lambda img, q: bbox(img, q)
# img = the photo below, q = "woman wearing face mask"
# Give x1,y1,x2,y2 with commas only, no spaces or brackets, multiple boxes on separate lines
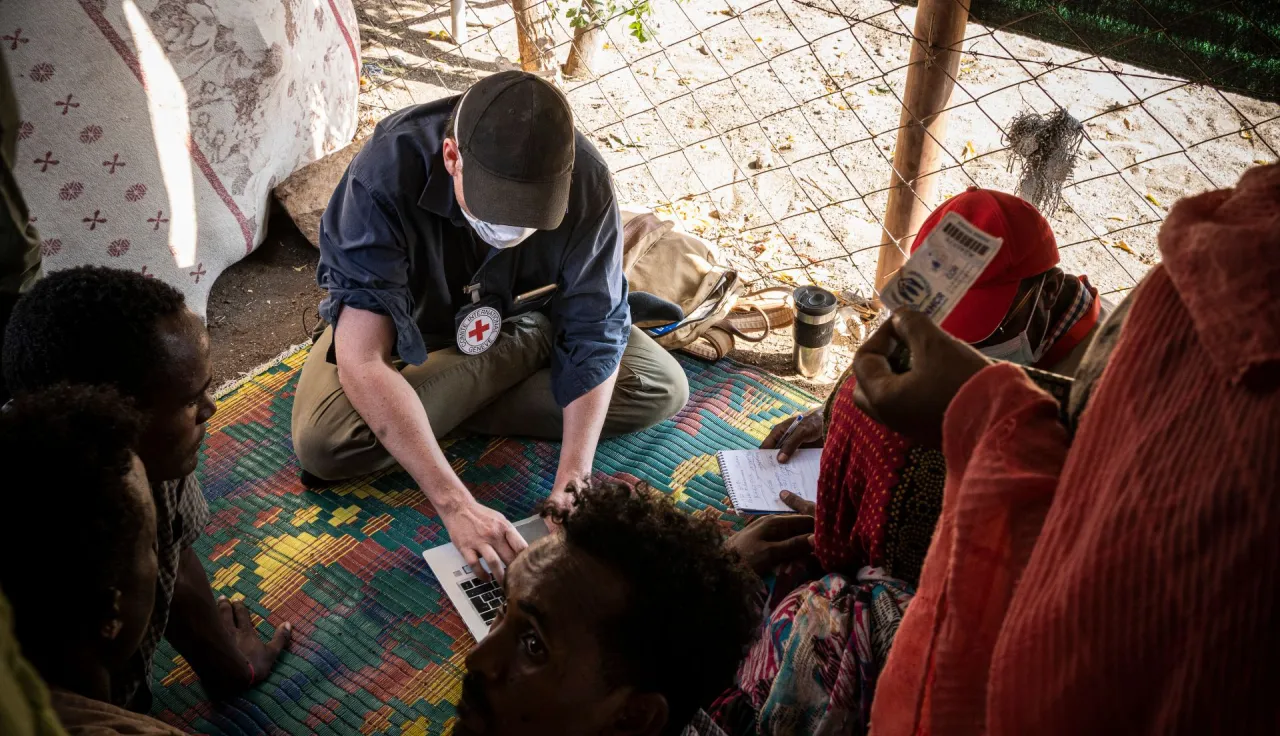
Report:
715,188,1104,736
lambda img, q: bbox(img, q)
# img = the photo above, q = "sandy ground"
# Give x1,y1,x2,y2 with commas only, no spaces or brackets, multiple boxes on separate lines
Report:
206,208,323,386
212,0,1278,393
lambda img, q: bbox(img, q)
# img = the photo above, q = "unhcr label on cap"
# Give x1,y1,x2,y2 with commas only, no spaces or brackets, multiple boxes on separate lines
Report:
880,211,1003,324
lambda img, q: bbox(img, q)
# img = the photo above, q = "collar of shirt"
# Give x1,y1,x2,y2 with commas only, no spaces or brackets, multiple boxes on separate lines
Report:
416,151,506,268
416,147,466,226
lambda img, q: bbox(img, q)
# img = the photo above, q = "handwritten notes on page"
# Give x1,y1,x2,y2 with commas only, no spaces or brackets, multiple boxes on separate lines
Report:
716,448,822,513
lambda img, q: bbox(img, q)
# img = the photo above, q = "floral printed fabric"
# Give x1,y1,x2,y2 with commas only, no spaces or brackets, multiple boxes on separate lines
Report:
711,568,914,736
3,0,359,314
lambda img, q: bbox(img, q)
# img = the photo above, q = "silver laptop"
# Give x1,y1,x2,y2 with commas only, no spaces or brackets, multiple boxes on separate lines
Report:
422,515,551,640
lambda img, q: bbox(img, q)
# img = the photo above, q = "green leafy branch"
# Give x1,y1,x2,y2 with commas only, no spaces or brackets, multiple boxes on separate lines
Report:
557,0,657,43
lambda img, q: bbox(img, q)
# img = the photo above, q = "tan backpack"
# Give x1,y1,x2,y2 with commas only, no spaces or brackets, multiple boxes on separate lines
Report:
621,210,794,360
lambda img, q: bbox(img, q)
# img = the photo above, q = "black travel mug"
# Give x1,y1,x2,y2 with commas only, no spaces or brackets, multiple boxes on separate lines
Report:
792,286,837,377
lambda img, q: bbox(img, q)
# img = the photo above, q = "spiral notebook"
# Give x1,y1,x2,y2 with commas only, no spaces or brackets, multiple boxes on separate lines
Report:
716,448,822,513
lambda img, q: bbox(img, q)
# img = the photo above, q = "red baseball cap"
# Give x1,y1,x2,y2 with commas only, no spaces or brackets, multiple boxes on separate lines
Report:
910,187,1059,343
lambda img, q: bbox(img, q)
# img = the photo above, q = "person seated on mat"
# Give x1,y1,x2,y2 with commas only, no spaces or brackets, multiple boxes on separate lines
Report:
0,384,183,735
710,187,1106,734
1,266,291,710
456,478,760,736
858,163,1280,735
291,70,689,579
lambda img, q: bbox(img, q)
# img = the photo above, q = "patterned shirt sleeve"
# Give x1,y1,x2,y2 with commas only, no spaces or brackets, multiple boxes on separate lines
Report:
174,472,209,549
113,475,200,710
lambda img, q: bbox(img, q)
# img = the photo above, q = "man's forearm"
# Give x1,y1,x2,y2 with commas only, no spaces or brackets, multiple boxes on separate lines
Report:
339,358,471,510
555,367,619,490
166,546,250,694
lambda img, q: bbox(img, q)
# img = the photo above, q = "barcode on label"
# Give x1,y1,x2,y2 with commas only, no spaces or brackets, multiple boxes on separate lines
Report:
942,221,990,256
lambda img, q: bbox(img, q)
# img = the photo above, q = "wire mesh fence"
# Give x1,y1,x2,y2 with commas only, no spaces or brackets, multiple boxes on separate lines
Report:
353,0,1279,307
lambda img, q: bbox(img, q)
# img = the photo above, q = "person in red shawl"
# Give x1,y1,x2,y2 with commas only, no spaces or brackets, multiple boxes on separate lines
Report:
717,188,1104,735
861,162,1280,735
778,187,1103,583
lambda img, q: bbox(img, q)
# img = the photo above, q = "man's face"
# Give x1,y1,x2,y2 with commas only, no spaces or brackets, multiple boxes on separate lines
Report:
440,136,538,248
136,308,215,483
974,269,1065,351
456,536,663,736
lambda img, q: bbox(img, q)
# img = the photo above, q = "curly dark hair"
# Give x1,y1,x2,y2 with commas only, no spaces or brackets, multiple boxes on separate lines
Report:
0,384,148,648
2,266,187,401
542,479,761,735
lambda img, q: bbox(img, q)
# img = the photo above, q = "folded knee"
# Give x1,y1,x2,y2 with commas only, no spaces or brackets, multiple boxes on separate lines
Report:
658,370,690,419
293,423,342,481
610,361,690,434
293,421,381,482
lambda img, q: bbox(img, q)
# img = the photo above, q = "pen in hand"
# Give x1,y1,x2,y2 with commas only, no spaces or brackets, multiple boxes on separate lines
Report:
774,409,812,463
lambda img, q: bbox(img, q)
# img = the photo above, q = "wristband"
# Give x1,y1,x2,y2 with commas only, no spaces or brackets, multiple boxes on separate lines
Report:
246,661,256,685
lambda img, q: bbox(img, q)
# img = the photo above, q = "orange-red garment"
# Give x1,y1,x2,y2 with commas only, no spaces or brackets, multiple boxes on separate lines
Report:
870,164,1280,736
867,362,1067,736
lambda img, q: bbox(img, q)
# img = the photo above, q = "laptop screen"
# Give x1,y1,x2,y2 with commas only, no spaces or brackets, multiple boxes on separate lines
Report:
513,515,551,544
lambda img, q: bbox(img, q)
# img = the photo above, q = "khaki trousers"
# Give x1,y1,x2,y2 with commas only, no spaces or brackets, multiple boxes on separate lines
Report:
290,313,690,481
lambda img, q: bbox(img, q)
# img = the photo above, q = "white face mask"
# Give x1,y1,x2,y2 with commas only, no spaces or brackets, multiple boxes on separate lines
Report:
451,87,536,250
977,275,1048,366
460,204,536,249
978,329,1047,365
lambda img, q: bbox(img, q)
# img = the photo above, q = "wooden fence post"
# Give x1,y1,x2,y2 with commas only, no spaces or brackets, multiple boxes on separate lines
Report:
874,0,971,295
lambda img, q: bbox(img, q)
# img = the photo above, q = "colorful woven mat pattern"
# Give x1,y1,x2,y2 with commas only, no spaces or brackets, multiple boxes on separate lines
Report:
151,347,815,735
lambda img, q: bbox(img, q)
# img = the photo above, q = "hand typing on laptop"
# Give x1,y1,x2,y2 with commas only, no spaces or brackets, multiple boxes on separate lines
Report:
424,515,551,639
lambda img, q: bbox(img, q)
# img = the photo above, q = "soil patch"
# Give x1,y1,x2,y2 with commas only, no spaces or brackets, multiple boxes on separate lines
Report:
206,205,325,386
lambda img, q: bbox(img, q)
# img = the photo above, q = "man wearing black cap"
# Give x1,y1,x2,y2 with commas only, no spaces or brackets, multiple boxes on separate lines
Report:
291,72,690,575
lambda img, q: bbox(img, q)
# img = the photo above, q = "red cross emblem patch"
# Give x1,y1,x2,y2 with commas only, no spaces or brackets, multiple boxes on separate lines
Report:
456,305,502,355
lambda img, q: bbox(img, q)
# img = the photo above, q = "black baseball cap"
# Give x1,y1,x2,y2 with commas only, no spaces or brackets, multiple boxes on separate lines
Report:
453,71,575,230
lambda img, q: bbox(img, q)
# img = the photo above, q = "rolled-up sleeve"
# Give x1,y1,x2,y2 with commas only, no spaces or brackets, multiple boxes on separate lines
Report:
316,173,428,365
549,201,630,407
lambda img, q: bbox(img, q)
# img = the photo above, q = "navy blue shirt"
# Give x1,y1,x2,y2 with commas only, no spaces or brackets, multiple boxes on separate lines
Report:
317,96,630,407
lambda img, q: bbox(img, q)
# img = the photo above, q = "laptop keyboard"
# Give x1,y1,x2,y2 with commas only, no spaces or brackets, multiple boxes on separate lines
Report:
459,578,505,624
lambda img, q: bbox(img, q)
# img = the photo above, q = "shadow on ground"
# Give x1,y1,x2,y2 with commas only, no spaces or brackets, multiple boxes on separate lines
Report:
206,202,326,386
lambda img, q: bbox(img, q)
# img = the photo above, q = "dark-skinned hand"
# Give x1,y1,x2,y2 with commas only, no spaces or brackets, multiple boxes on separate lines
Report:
778,489,815,516
852,309,991,448
760,412,825,463
218,597,291,685
742,488,817,528
727,511,815,576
